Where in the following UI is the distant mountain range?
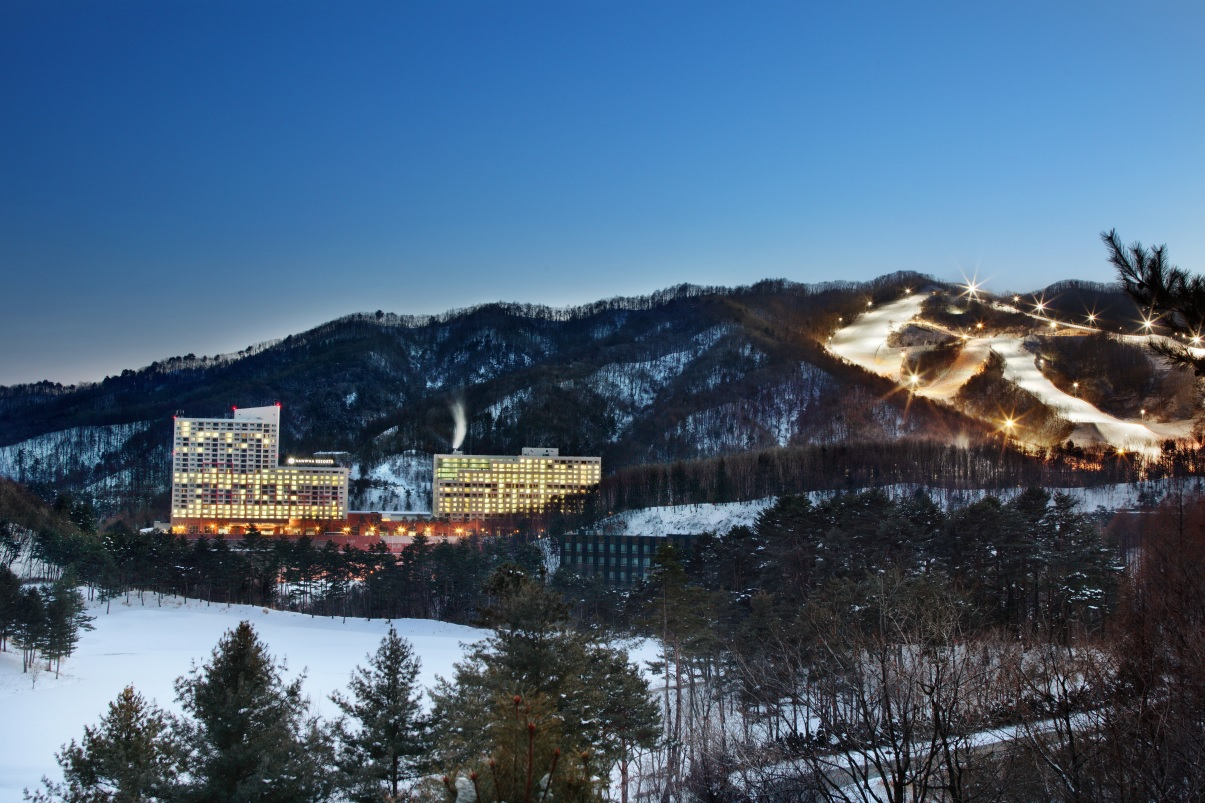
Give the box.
[0,273,1159,516]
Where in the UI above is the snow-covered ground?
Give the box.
[0,597,482,800]
[827,295,1194,455]
[590,499,777,535]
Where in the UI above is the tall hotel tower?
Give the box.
[170,404,349,535]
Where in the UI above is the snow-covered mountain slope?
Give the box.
[0,422,153,484]
[828,294,1194,455]
[350,452,433,512]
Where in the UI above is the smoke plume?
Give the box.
[450,400,467,451]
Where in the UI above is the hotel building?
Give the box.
[433,448,601,521]
[170,405,350,535]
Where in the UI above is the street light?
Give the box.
[1072,381,1079,396]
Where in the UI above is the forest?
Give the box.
[6,471,1205,801]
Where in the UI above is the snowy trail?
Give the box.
[826,295,1192,454]
[827,295,927,380]
[987,337,1185,455]
[0,598,483,800]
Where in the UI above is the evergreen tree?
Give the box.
[42,572,94,677]
[431,567,657,793]
[173,621,335,802]
[14,585,47,672]
[330,626,429,801]
[28,685,181,803]
[0,519,22,567]
[442,693,601,803]
[0,563,20,652]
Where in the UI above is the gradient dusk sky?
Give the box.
[2,0,1203,385]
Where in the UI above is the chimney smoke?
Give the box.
[450,400,467,451]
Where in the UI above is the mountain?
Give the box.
[0,273,1177,517]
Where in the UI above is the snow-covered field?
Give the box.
[0,597,482,800]
[591,499,777,535]
[828,295,1194,455]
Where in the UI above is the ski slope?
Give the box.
[827,294,928,381]
[827,295,1192,455]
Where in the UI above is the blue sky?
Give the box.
[2,0,1202,385]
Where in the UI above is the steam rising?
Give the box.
[450,400,467,451]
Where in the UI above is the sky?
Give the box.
[1,0,1203,386]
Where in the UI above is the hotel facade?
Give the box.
[433,448,601,521]
[170,405,350,535]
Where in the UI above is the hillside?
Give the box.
[0,274,983,507]
[1,273,1190,518]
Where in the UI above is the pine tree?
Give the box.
[43,572,94,677]
[431,567,657,798]
[173,621,336,802]
[442,693,601,803]
[28,685,181,802]
[331,626,429,801]
[0,563,20,652]
[14,585,47,672]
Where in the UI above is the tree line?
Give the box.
[19,514,548,626]
[581,438,1201,518]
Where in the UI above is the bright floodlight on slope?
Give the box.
[1141,315,1155,332]
[1086,312,1097,324]
[1034,300,1046,313]
[1193,334,1202,346]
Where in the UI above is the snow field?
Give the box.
[0,596,482,801]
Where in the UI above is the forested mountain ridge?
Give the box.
[0,273,1160,515]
